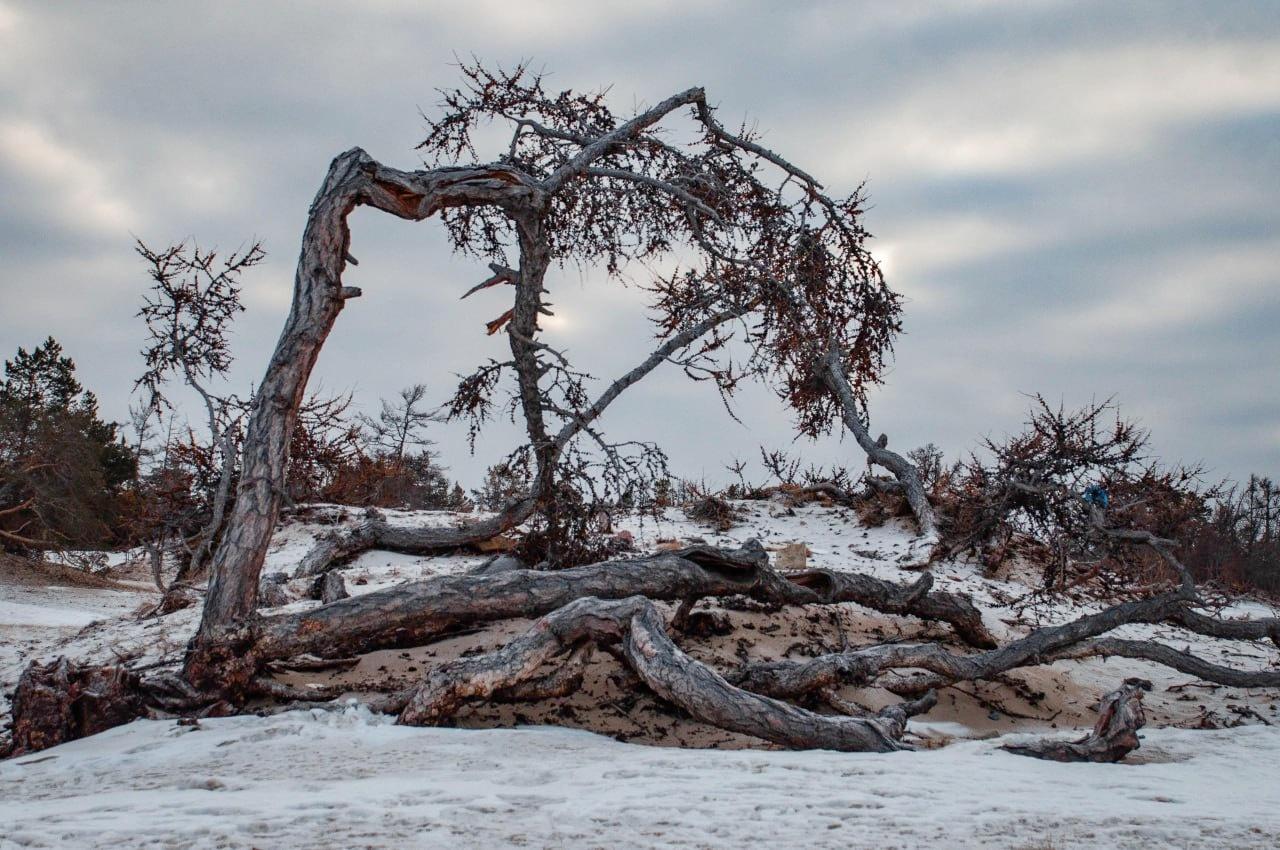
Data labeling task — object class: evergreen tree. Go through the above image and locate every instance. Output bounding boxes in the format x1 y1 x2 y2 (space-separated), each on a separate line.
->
0 338 135 550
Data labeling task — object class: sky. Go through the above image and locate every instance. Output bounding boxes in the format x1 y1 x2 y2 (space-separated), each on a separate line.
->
1 0 1277 488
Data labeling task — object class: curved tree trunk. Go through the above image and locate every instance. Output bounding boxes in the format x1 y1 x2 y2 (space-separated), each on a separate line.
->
820 345 940 549
187 149 544 687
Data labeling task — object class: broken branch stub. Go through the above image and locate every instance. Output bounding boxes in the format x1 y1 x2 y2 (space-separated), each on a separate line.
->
1003 678 1151 763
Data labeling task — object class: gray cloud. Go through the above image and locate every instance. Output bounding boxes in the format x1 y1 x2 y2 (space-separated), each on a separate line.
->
0 0 1276 487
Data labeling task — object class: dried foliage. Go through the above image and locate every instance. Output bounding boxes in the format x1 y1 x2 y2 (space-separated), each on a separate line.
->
135 240 260 413
134 240 261 582
422 62 903 565
1185 475 1280 594
940 397 1215 590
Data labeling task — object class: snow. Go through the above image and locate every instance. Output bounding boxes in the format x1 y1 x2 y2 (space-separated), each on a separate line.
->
3 502 1279 848
2 705 1278 849
0 598 106 628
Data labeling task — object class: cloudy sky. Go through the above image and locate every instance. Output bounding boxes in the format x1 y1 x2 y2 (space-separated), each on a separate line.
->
1 1 1277 487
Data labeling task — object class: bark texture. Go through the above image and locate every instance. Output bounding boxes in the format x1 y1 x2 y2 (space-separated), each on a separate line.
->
1003 678 1150 762
195 150 543 647
6 659 146 757
398 595 914 752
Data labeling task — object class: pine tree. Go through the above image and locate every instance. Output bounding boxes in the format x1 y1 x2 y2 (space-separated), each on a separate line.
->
0 338 135 550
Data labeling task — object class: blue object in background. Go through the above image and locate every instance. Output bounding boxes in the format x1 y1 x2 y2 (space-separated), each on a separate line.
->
1082 484 1110 509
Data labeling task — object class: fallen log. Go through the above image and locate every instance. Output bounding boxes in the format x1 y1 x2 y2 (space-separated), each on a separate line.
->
1003 678 1150 762
397 595 916 752
246 542 788 668
293 500 535 578
732 591 1280 698
228 542 995 692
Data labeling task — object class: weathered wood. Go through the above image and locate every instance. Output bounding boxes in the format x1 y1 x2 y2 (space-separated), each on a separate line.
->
398 596 913 752
293 500 534 578
732 591 1280 698
785 569 996 648
1003 679 1150 762
317 571 348 604
194 150 544 650
251 542 795 665
244 541 1002 674
820 345 940 549
6 659 146 756
1170 607 1280 647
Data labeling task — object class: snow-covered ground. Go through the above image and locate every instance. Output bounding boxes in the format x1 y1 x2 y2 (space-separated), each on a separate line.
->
3 705 1279 849
3 502 1279 848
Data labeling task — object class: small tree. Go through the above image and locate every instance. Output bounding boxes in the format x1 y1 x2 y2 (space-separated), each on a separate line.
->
359 384 443 464
284 392 364 504
135 239 263 582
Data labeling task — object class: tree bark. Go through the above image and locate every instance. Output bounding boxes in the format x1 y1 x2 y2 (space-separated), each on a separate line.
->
1003 678 1150 762
820 345 940 549
192 149 543 653
398 595 915 752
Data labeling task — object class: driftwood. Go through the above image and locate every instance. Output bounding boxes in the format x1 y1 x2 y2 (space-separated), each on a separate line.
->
397 596 919 752
1003 679 1151 762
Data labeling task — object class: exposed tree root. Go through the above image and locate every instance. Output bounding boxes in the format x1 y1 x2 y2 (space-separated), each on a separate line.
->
1003 678 1150 762
397 596 917 752
5 658 146 757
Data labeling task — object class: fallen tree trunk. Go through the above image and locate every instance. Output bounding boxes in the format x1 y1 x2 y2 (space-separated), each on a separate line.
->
1003 678 1150 762
293 499 536 578
255 545 995 666
398 595 919 752
1170 607 1280 647
190 542 996 693
785 569 996 648
210 542 789 689
732 590 1280 698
